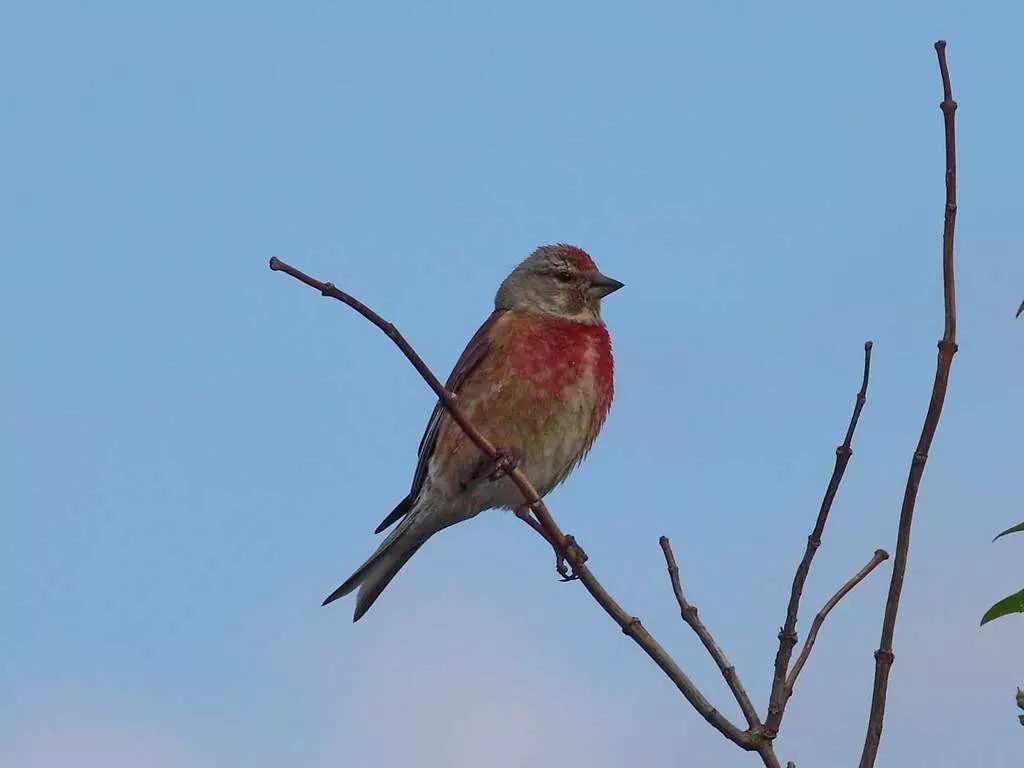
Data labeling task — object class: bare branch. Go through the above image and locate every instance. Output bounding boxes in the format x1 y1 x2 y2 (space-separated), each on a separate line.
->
659 536 762 730
268 259 584 568
858 40 960 768
269 256 763 755
764 340 873 735
269 257 499 467
785 549 890 694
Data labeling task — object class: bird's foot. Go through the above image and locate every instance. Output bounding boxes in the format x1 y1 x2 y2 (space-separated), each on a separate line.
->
488 453 518 481
460 453 518 491
512 506 586 581
556 535 587 582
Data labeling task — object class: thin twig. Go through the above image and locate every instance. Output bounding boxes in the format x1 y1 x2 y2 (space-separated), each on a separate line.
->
785 549 890 694
764 340 873 735
858 40 959 768
268 256 771 758
269 260 579 565
659 536 762 730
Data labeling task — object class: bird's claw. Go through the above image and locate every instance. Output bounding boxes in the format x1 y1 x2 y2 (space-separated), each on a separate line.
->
511 505 586 581
556 535 586 581
556 555 575 581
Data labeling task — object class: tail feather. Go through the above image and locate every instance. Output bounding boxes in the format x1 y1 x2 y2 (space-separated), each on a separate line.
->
373 494 413 534
350 543 423 621
322 514 427 621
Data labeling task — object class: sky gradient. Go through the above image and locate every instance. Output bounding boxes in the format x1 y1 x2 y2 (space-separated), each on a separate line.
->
4 3 1023 766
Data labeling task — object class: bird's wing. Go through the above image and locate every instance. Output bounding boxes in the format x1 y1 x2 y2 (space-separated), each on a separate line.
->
372 309 506 534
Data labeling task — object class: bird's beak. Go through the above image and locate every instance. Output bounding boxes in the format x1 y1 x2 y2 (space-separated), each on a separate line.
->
587 271 624 299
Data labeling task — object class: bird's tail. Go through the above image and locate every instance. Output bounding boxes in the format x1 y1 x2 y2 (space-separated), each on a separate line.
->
322 506 429 621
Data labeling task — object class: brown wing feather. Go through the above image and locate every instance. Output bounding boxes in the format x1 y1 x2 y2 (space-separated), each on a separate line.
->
371 310 506 534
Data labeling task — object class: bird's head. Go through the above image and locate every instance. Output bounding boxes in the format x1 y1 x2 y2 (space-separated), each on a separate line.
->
494 244 623 323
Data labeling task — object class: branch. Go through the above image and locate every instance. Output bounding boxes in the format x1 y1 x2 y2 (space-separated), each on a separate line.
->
858 40 959 768
268 259 581 569
268 256 771 759
764 340 873 734
784 549 890 694
659 536 761 730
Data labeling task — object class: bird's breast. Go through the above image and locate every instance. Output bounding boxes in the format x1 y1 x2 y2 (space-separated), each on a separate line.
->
499 317 614 492
427 314 615 508
505 318 613 402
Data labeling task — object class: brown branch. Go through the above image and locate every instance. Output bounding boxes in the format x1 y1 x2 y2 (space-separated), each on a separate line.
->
764 340 873 735
785 549 890 695
268 256 775 760
268 260 578 569
858 40 959 768
268 257 500 466
659 536 762 730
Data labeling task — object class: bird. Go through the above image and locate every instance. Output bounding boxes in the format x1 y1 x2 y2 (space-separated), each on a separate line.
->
323 244 623 621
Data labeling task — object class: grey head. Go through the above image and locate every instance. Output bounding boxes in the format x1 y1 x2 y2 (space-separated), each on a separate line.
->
494 244 623 323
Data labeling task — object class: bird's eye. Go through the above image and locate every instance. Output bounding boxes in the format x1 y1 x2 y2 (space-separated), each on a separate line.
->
555 271 573 283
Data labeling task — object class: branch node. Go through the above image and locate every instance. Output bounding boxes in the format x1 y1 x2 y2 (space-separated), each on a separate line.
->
623 617 642 635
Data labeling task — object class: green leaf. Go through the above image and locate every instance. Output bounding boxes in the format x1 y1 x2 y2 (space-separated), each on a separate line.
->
993 521 1024 542
981 588 1024 625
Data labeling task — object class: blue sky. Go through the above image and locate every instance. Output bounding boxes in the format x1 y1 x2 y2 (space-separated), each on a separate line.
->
3 2 1022 766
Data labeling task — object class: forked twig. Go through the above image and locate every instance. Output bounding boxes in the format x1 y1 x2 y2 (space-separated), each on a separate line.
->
858 40 960 768
764 340 873 734
785 549 890 694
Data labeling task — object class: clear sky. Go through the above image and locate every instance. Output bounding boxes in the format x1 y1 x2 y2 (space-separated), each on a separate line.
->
3 3 1022 767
